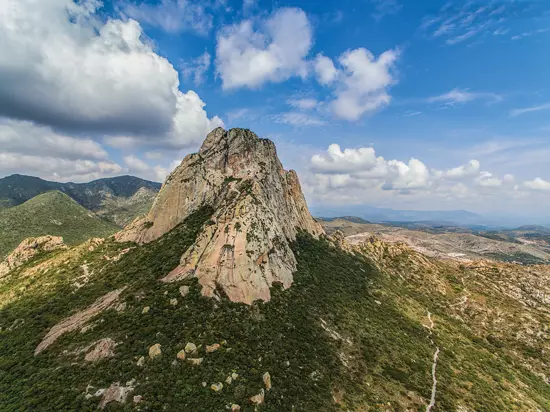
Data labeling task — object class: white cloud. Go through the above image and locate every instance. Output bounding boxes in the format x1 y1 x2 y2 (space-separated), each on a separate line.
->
181 51 211 85
428 89 502 106
120 0 213 35
318 48 399 121
523 177 550 191
123 155 181 182
421 2 516 46
314 54 338 85
442 160 480 180
0 119 107 160
306 143 539 206
272 112 326 127
475 171 502 187
0 0 222 150
0 153 122 183
124 155 151 173
215 8 313 89
310 144 432 192
0 118 124 183
510 102 550 117
287 98 318 110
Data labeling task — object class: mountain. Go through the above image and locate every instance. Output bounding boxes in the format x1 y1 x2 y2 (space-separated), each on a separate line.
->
116 127 323 304
0 191 119 259
0 128 548 411
311 205 484 226
0 174 161 226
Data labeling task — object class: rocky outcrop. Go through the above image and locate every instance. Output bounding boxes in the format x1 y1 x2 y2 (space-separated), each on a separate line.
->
84 338 116 362
98 380 135 409
116 128 323 304
34 288 125 355
0 236 66 278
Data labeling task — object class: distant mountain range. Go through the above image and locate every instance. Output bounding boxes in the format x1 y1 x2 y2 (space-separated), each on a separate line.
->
312 205 550 228
313 205 484 226
0 174 161 227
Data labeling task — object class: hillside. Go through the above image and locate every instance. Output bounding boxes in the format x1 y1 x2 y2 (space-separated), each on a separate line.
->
321 218 550 265
0 174 161 226
0 129 548 411
0 191 119 258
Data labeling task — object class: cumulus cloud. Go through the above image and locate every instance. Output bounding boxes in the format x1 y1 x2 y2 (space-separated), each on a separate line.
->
0 119 107 161
0 118 123 182
120 0 213 35
315 48 399 121
523 177 550 191
314 54 338 85
441 160 480 179
0 0 222 149
310 144 431 192
0 153 122 183
306 143 536 206
124 155 180 182
215 8 313 89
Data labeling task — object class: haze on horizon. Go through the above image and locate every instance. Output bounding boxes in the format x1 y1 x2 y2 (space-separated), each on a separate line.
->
1 0 550 222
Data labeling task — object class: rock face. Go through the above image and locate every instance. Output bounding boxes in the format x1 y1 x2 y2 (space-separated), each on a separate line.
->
116 128 323 304
0 236 66 278
34 288 125 355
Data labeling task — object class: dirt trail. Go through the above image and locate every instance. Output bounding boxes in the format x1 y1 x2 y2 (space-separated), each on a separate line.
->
426 311 440 412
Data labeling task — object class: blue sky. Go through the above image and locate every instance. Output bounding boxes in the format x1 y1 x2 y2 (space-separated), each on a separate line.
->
1 0 550 217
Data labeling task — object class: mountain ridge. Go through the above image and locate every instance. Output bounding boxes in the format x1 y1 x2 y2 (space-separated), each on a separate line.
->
0 190 119 259
0 174 162 226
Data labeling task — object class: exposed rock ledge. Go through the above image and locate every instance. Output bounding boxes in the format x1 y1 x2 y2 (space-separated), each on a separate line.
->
116 128 323 304
0 236 66 278
35 288 125 355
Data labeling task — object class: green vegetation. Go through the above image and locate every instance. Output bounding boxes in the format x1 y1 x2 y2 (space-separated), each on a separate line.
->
0 209 548 410
0 174 160 210
0 191 119 258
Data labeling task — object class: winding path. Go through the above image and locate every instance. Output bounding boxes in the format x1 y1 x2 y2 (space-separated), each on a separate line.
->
426 311 440 412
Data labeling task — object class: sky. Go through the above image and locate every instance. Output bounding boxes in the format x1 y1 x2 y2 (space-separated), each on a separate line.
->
1 0 550 218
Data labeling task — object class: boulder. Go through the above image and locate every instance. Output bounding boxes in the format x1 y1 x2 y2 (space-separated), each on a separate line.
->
185 342 197 354
250 389 265 405
179 286 190 297
206 343 220 353
136 356 145 367
169 298 178 306
187 358 203 366
231 404 241 411
148 343 162 359
210 382 223 392
142 306 150 314
263 372 272 391
176 350 186 361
